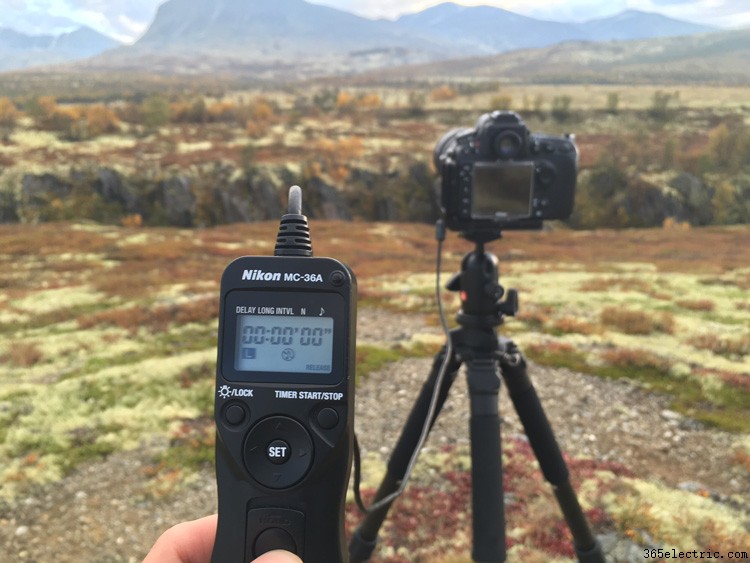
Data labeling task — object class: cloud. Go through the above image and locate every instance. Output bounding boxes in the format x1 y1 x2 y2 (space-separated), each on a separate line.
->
623 0 750 27
0 0 161 41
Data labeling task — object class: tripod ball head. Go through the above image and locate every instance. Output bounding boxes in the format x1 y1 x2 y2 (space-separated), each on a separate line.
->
447 247 518 327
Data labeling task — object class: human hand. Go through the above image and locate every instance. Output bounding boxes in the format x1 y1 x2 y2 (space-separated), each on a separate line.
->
143 514 302 563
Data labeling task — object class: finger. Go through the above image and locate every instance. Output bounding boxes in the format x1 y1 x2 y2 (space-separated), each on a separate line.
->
143 514 217 563
252 549 303 563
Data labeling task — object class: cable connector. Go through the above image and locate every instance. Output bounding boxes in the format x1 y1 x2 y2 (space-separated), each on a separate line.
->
274 185 313 257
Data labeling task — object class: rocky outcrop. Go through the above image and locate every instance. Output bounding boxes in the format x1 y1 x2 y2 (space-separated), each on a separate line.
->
159 176 196 227
0 164 734 229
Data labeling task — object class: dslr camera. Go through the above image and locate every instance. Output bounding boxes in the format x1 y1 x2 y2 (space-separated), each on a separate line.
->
434 111 578 236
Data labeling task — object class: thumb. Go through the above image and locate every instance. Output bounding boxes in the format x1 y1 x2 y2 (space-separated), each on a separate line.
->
251 550 303 563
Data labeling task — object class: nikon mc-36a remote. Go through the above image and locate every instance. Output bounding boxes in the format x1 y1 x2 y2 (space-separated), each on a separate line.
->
212 254 356 563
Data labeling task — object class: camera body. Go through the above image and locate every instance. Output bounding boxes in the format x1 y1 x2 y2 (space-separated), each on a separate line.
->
435 111 578 234
212 255 356 563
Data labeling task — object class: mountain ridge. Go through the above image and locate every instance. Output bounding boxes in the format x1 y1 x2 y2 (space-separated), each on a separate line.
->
0 26 121 71
355 27 750 85
0 0 727 76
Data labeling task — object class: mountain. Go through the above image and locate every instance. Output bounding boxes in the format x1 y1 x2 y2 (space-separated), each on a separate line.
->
0 26 121 71
54 27 122 58
136 0 426 53
361 27 750 85
394 3 581 53
83 0 723 80
394 3 717 51
85 0 459 78
579 9 716 41
0 0 729 79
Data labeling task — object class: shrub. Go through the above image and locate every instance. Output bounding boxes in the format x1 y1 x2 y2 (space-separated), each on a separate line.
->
48 106 84 139
207 100 239 123
551 316 600 335
312 88 338 112
0 96 20 128
245 97 276 137
171 97 209 123
551 95 573 121
26 95 57 125
605 92 619 114
408 91 427 116
600 307 675 335
311 136 364 181
357 93 381 109
85 104 120 137
430 85 457 101
141 94 171 129
490 95 512 110
707 122 749 174
600 347 670 372
688 333 750 357
2 342 43 367
649 90 679 121
335 91 356 111
675 299 715 312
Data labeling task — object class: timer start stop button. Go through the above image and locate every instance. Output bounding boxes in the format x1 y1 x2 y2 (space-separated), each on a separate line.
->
244 416 313 489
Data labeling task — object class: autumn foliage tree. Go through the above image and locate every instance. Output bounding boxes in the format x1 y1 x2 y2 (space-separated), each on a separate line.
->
0 97 20 141
310 136 364 182
85 105 120 137
0 97 20 128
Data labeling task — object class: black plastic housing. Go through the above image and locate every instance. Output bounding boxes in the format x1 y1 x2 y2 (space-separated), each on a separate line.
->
212 255 356 563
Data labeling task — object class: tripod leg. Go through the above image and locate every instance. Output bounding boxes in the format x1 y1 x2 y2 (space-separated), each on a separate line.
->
498 345 605 563
466 357 505 563
349 344 461 563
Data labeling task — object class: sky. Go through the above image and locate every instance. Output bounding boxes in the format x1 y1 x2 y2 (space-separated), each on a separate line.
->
1 0 748 43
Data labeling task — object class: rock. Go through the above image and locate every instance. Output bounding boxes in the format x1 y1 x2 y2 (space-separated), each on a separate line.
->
214 184 253 223
305 176 352 220
668 172 714 225
18 173 73 222
95 168 137 212
159 176 195 227
247 175 283 220
21 174 72 203
660 409 682 421
677 481 707 493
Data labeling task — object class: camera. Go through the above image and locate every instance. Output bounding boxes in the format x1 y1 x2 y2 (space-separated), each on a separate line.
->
434 111 578 235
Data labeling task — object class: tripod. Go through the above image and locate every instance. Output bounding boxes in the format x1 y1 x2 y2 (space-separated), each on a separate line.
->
349 236 605 563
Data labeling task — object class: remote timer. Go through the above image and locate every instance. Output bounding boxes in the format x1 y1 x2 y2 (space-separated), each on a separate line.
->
212 255 356 563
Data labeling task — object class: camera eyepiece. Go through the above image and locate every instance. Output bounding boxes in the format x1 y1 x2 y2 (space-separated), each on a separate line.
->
493 131 523 160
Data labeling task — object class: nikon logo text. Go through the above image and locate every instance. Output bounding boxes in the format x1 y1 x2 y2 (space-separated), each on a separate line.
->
242 269 281 281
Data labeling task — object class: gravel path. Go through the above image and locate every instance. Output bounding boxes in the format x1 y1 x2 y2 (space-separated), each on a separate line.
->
0 308 747 562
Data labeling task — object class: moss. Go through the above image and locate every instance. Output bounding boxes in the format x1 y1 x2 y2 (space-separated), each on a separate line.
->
603 477 750 548
527 345 750 433
355 342 437 384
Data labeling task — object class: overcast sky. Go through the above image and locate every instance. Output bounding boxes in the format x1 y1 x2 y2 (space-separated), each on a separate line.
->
1 0 748 43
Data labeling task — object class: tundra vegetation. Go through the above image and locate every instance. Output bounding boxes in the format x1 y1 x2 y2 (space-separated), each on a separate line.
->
0 220 748 559
0 78 749 560
0 81 749 228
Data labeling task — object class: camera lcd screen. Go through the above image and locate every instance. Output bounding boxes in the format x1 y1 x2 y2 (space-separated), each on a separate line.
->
472 162 533 218
235 315 334 374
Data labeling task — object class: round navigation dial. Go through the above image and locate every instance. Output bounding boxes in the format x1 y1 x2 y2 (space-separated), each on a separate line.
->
243 416 314 489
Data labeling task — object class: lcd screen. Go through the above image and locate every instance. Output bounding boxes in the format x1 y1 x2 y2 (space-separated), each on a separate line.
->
235 315 334 374
472 162 534 218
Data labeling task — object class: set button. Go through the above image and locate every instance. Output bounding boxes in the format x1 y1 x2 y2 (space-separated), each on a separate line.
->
244 416 313 489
